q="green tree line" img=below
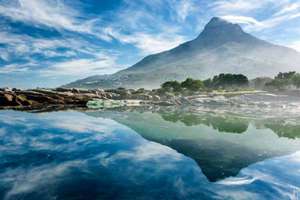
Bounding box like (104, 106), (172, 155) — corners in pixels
(265, 71), (300, 90)
(161, 73), (249, 92)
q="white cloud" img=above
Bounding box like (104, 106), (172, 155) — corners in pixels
(0, 29), (121, 79)
(106, 27), (186, 54)
(103, 0), (191, 54)
(0, 29), (122, 80)
(0, 63), (30, 74)
(42, 54), (121, 77)
(173, 0), (198, 22)
(212, 0), (291, 15)
(0, 29), (113, 61)
(221, 15), (262, 26)
(274, 2), (300, 16)
(212, 0), (300, 31)
(0, 0), (111, 41)
(0, 0), (79, 30)
(253, 14), (300, 31)
(212, 0), (266, 14)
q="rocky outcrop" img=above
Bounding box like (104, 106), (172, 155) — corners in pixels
(0, 88), (108, 109)
(0, 87), (178, 110)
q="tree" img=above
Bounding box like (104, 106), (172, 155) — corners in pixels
(210, 73), (249, 88)
(275, 71), (296, 80)
(266, 71), (300, 90)
(292, 73), (300, 88)
(265, 79), (287, 90)
(181, 78), (204, 91)
(161, 81), (182, 92)
(203, 78), (212, 88)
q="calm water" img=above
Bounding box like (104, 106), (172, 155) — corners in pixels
(0, 108), (300, 200)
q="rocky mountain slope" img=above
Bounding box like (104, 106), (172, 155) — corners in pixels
(65, 17), (300, 89)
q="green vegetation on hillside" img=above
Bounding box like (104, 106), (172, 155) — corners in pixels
(161, 73), (249, 93)
(265, 71), (300, 90)
(160, 71), (300, 93)
(161, 78), (205, 92)
(204, 74), (249, 89)
(161, 81), (182, 92)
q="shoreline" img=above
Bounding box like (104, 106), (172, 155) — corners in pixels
(0, 87), (282, 111)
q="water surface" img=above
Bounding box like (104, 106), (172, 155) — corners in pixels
(0, 109), (300, 200)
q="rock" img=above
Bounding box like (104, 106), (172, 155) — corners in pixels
(0, 87), (176, 110)
(0, 92), (19, 106)
(92, 88), (105, 96)
(153, 101), (175, 106)
(95, 88), (105, 93)
(134, 94), (152, 100)
(111, 93), (121, 100)
(119, 90), (132, 99)
(105, 93), (113, 99)
(55, 87), (72, 92)
(152, 95), (161, 101)
(178, 97), (192, 105)
(12, 88), (20, 92)
(137, 88), (145, 93)
(165, 93), (175, 99)
(17, 95), (32, 106)
(71, 88), (80, 93)
(4, 93), (14, 102)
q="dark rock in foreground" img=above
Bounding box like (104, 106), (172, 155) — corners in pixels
(0, 88), (107, 110)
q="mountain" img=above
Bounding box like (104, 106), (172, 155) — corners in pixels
(65, 17), (300, 89)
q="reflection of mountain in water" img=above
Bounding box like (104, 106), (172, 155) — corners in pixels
(86, 109), (300, 182)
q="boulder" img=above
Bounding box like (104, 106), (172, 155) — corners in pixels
(152, 95), (161, 101)
(71, 88), (80, 93)
(106, 93), (113, 99)
(4, 93), (14, 102)
(0, 92), (19, 106)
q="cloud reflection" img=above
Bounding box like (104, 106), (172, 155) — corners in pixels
(0, 110), (299, 200)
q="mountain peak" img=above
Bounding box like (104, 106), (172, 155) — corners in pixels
(192, 17), (250, 48)
(203, 17), (243, 33)
(207, 17), (230, 26)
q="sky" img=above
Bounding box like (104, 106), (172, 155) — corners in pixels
(0, 0), (300, 88)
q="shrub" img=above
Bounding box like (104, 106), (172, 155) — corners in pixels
(181, 78), (204, 91)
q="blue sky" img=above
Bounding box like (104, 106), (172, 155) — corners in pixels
(1, 0), (300, 88)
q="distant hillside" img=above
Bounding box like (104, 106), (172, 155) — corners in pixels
(65, 17), (300, 89)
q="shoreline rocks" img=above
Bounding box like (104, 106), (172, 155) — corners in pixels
(0, 88), (105, 109)
(0, 87), (268, 111)
(0, 87), (177, 110)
